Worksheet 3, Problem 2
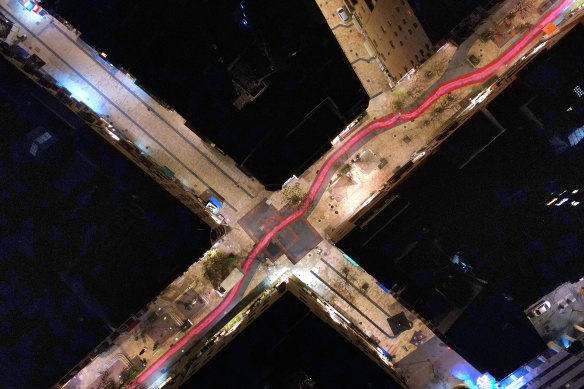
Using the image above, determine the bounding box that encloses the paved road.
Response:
[0,0,264,217]
[131,0,571,386]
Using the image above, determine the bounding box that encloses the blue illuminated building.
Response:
[497,346,584,389]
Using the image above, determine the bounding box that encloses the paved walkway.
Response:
[130,1,576,387]
[0,0,266,219]
[410,0,559,109]
[5,0,576,388]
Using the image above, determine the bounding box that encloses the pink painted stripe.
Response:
[131,1,569,386]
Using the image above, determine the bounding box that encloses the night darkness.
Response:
[1,0,584,388]
[41,0,368,188]
[339,24,584,378]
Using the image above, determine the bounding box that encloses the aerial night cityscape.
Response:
[1,0,584,388]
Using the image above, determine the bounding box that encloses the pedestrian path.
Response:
[0,0,265,218]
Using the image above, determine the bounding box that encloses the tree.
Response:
[338,164,351,175]
[430,93,458,120]
[203,249,239,288]
[282,183,306,208]
[337,266,357,302]
[468,54,481,66]
[405,83,426,100]
[119,364,145,387]
[96,371,117,389]
[392,97,405,111]
[361,282,370,293]
[513,0,535,19]
[480,28,507,43]
[516,22,532,33]
[95,367,147,389]
[422,57,448,80]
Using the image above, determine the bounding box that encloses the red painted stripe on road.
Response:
[131,1,569,386]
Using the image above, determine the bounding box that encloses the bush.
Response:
[204,250,239,288]
[282,183,306,207]
[392,98,405,111]
[339,164,351,175]
[468,55,481,66]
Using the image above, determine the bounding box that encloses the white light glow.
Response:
[106,129,120,141]
[546,198,558,205]
[532,41,548,55]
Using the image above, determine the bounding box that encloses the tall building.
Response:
[347,0,433,82]
[497,345,584,389]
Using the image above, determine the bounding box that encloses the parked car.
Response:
[337,7,351,24]
[19,0,41,12]
[216,268,244,297]
[558,296,576,312]
[528,300,551,318]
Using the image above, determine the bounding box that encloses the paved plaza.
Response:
[238,199,323,264]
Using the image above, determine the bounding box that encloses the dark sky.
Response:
[338,25,584,378]
[0,60,211,389]
[4,1,583,388]
[409,0,495,43]
[183,292,402,389]
[43,0,368,188]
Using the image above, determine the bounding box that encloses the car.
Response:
[216,268,244,297]
[205,195,223,215]
[337,7,351,24]
[558,296,576,312]
[528,301,551,318]
[205,201,219,214]
[19,0,41,12]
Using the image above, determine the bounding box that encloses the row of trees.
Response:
[95,364,146,389]
[335,266,371,303]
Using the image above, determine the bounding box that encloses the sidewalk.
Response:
[411,0,555,109]
[0,0,267,222]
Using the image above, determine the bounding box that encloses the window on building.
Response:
[425,43,430,50]
[410,59,414,66]
[390,40,395,48]
[408,29,412,35]
[415,54,419,61]
[419,48,424,55]
[387,19,392,26]
[398,25,402,31]
[380,53,386,61]
[402,18,407,24]
[372,39,378,47]
[399,72,403,78]
[394,31,398,37]
[349,0,358,4]
[364,0,374,11]
[387,51,391,56]
[395,7,400,12]
[399,40,403,46]
[413,22,418,29]
[404,65,408,72]
[381,25,386,33]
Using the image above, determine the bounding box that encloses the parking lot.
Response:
[526,279,584,347]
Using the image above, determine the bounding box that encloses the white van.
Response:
[216,268,244,297]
